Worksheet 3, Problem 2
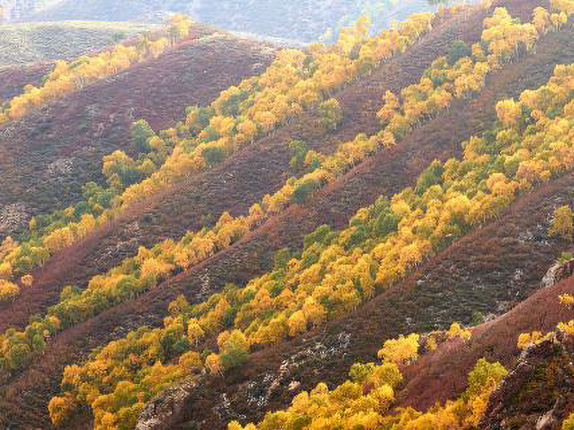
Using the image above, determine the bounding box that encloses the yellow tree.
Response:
[187,318,205,345]
[496,98,522,127]
[377,333,420,365]
[0,280,20,302]
[549,205,574,240]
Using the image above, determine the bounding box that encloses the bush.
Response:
[448,40,471,65]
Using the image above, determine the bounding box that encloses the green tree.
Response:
[288,140,309,171]
[131,119,155,153]
[219,330,250,369]
[448,40,472,65]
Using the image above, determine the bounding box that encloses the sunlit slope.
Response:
[0,21,155,66]
[29,0,442,41]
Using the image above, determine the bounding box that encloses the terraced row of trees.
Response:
[226,332,508,430]
[0,2,540,371]
[0,8,441,303]
[39,14,574,428]
[222,295,574,430]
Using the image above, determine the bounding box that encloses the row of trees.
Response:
[48,303,491,430]
[378,6,552,141]
[0,15,193,124]
[0,3,518,368]
[42,43,574,430]
[0,8,443,301]
[229,348,506,430]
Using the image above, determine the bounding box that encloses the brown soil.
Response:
[0,63,52,101]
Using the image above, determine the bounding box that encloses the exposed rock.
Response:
[136,380,198,430]
[46,157,75,177]
[480,332,574,430]
[0,203,29,237]
[207,331,352,426]
[541,259,574,289]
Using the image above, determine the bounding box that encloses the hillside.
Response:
[0,21,155,67]
[0,62,50,100]
[0,0,57,22]
[2,0,574,430]
[26,0,442,42]
[0,26,274,239]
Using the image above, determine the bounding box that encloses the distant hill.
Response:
[22,0,442,42]
[0,21,155,67]
[0,0,57,21]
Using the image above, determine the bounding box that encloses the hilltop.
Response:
[0,21,156,67]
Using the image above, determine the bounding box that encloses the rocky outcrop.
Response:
[136,380,198,430]
[480,332,574,430]
[541,259,574,289]
[135,332,352,430]
[0,202,29,238]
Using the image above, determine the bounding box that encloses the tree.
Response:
[549,205,574,240]
[448,40,471,65]
[320,98,343,131]
[219,330,250,369]
[560,293,574,307]
[20,275,34,288]
[102,150,142,188]
[464,358,508,400]
[377,90,400,123]
[131,119,155,153]
[169,14,194,44]
[563,413,574,430]
[288,310,307,337]
[48,391,80,427]
[377,333,420,365]
[205,353,223,375]
[533,7,551,34]
[292,178,321,204]
[187,318,205,345]
[495,98,522,127]
[202,145,226,168]
[0,280,20,302]
[448,322,472,341]
[168,294,191,316]
[517,331,543,349]
[288,140,309,171]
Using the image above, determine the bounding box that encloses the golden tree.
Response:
[549,205,574,240]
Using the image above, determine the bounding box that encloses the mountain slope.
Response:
[0,21,155,67]
[2,1,572,428]
[0,27,274,240]
[0,6,483,428]
[3,0,574,429]
[28,0,441,42]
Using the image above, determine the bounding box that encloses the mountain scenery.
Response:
[2,0,574,430]
[1,0,443,42]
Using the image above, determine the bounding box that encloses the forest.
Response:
[2,0,574,429]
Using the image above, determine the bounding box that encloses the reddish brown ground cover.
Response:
[0,27,274,238]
